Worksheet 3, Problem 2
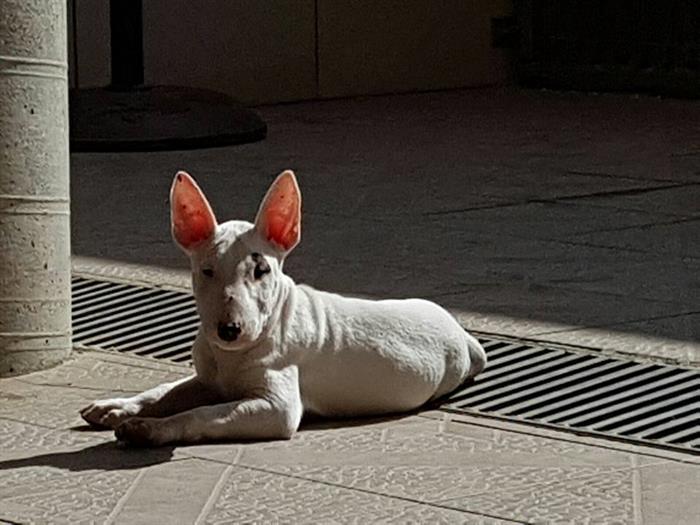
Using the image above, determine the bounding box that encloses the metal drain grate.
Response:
[71,276,699,454]
[72,276,198,364]
[443,339,699,454]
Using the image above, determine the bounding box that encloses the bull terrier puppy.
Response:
[80,170,486,445]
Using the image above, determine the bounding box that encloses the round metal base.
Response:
[70,85,267,152]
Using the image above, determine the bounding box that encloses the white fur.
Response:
[81,172,486,446]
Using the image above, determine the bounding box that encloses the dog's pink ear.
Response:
[255,170,301,253]
[170,171,217,250]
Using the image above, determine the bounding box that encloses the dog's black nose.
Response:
[217,322,241,342]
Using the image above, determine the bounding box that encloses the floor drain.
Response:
[72,275,699,454]
[443,339,699,454]
[72,276,198,364]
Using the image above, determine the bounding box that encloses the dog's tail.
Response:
[465,333,487,378]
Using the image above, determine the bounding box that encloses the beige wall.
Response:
[70,0,512,104]
[318,0,511,98]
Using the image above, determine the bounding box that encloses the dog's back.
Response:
[285,285,486,417]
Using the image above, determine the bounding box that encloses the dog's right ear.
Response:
[170,171,217,252]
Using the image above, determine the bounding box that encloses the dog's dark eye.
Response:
[251,252,270,280]
[202,268,214,278]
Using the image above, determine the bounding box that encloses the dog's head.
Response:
[170,170,301,351]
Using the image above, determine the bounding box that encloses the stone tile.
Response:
[0,418,99,455]
[443,468,637,524]
[0,381,114,432]
[0,470,140,525]
[112,458,229,525]
[640,461,700,525]
[203,466,505,525]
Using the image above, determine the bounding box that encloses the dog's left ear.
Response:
[254,170,301,255]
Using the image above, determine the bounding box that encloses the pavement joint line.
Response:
[179,452,531,524]
[630,455,644,525]
[565,169,693,185]
[541,181,698,203]
[193,448,243,525]
[422,199,535,216]
[0,517,24,525]
[104,469,147,525]
[552,197,699,219]
[421,180,695,218]
[0,413,119,448]
[0,414,88,434]
[430,458,672,506]
[437,413,448,434]
[11,377,139,395]
[544,197,693,219]
[567,215,700,237]
[545,236,700,260]
[531,234,700,260]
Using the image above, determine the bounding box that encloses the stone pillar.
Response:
[0,1,71,376]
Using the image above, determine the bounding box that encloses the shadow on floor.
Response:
[0,441,176,472]
[70,89,700,349]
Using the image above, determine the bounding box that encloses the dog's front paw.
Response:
[80,399,138,429]
[115,418,164,447]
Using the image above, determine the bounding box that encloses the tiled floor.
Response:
[1,352,697,524]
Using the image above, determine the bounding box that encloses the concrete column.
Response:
[0,1,71,375]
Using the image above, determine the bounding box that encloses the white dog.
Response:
[81,170,486,445]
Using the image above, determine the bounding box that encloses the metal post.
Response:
[110,0,144,89]
[0,0,71,375]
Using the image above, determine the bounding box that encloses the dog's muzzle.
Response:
[217,321,242,342]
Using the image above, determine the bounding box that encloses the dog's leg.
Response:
[115,397,301,446]
[80,375,219,429]
[115,367,302,446]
